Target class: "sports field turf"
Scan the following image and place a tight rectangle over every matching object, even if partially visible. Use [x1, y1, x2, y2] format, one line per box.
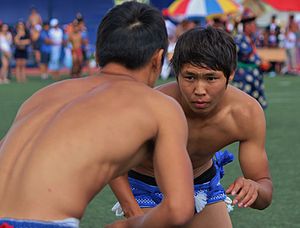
[1, 75, 300, 227]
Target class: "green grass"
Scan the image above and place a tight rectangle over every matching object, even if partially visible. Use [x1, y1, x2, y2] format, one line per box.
[1, 75, 300, 227]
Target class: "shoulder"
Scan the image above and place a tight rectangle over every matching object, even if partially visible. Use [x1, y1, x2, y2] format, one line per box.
[228, 85, 264, 117]
[137, 82, 183, 113]
[227, 85, 266, 136]
[155, 81, 180, 100]
[127, 83, 185, 125]
[16, 79, 75, 120]
[145, 87, 188, 139]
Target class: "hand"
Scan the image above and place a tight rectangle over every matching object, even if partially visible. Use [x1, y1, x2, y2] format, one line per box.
[18, 30, 25, 37]
[226, 176, 259, 208]
[260, 60, 271, 71]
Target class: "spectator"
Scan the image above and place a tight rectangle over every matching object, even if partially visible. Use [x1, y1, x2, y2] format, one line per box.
[48, 18, 63, 80]
[39, 21, 51, 79]
[231, 8, 269, 109]
[30, 24, 42, 66]
[161, 18, 176, 80]
[27, 7, 42, 29]
[14, 21, 30, 83]
[0, 23, 13, 84]
[284, 21, 298, 74]
[264, 15, 281, 47]
[68, 19, 85, 78]
[77, 14, 89, 74]
[264, 15, 282, 75]
[175, 19, 196, 39]
[212, 16, 226, 30]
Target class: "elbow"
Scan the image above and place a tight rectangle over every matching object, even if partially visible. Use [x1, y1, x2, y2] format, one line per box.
[254, 197, 272, 210]
[252, 184, 273, 210]
[167, 198, 194, 226]
[258, 193, 273, 210]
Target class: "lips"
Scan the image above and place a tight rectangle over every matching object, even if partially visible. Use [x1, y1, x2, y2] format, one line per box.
[192, 100, 209, 109]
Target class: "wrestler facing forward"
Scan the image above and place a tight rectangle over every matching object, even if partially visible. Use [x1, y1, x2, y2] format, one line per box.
[0, 2, 194, 228]
[111, 27, 273, 228]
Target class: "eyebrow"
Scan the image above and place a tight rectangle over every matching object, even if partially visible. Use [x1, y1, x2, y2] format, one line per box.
[182, 71, 218, 77]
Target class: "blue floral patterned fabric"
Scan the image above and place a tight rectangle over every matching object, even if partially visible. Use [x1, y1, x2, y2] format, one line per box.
[232, 33, 268, 109]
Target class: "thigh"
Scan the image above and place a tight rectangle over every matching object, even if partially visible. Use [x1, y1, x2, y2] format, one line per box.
[183, 202, 232, 228]
[19, 59, 27, 67]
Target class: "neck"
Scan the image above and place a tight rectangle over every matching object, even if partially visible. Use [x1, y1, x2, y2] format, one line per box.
[99, 63, 152, 86]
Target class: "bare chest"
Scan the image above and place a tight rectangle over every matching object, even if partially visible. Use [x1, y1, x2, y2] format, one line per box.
[186, 119, 236, 164]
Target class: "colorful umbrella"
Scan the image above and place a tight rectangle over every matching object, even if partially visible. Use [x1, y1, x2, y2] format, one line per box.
[165, 0, 242, 17]
[262, 0, 300, 11]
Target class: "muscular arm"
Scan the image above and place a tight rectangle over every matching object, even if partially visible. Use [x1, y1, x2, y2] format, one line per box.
[226, 102, 273, 209]
[109, 175, 143, 217]
[147, 96, 194, 225]
[109, 83, 180, 219]
[108, 96, 194, 227]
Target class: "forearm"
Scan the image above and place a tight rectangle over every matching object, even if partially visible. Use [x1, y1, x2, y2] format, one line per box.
[251, 177, 273, 210]
[109, 201, 188, 228]
[109, 174, 143, 217]
[21, 39, 31, 46]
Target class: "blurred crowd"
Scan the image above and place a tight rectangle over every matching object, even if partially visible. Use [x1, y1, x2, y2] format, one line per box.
[1, 6, 300, 109]
[0, 7, 91, 84]
[162, 12, 300, 80]
[162, 10, 300, 109]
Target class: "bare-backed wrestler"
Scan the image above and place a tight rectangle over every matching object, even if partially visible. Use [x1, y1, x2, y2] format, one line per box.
[0, 2, 194, 228]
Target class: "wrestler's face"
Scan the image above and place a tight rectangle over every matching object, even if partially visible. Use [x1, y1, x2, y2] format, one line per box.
[177, 64, 230, 116]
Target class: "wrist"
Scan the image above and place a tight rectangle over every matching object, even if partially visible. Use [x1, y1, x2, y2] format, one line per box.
[123, 203, 143, 218]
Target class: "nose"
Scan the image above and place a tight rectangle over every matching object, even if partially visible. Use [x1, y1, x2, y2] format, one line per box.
[194, 80, 206, 96]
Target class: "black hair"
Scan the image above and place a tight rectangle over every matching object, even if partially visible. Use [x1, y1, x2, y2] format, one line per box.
[42, 21, 49, 26]
[171, 26, 237, 83]
[96, 1, 168, 69]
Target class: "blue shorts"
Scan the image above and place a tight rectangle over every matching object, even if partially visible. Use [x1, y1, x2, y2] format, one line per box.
[0, 218, 79, 228]
[128, 150, 234, 213]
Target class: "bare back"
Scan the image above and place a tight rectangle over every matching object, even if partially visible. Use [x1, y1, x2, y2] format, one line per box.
[0, 75, 172, 220]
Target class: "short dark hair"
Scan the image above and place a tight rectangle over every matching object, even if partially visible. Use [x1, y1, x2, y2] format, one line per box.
[171, 26, 237, 83]
[96, 1, 168, 69]
[42, 21, 49, 27]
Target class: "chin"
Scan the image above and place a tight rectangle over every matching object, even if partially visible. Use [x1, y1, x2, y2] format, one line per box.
[190, 105, 213, 114]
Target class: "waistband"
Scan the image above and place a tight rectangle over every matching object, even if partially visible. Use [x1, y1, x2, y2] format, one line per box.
[0, 218, 79, 228]
[128, 164, 216, 186]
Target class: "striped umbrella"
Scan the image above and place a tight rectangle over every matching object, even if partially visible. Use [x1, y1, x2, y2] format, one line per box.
[166, 0, 242, 17]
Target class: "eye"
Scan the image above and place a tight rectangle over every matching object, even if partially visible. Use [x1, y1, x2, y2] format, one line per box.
[206, 75, 218, 81]
[207, 76, 216, 81]
[183, 74, 196, 81]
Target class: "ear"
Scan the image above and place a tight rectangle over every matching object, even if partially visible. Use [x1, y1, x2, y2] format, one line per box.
[95, 51, 100, 67]
[228, 71, 235, 82]
[151, 49, 164, 73]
